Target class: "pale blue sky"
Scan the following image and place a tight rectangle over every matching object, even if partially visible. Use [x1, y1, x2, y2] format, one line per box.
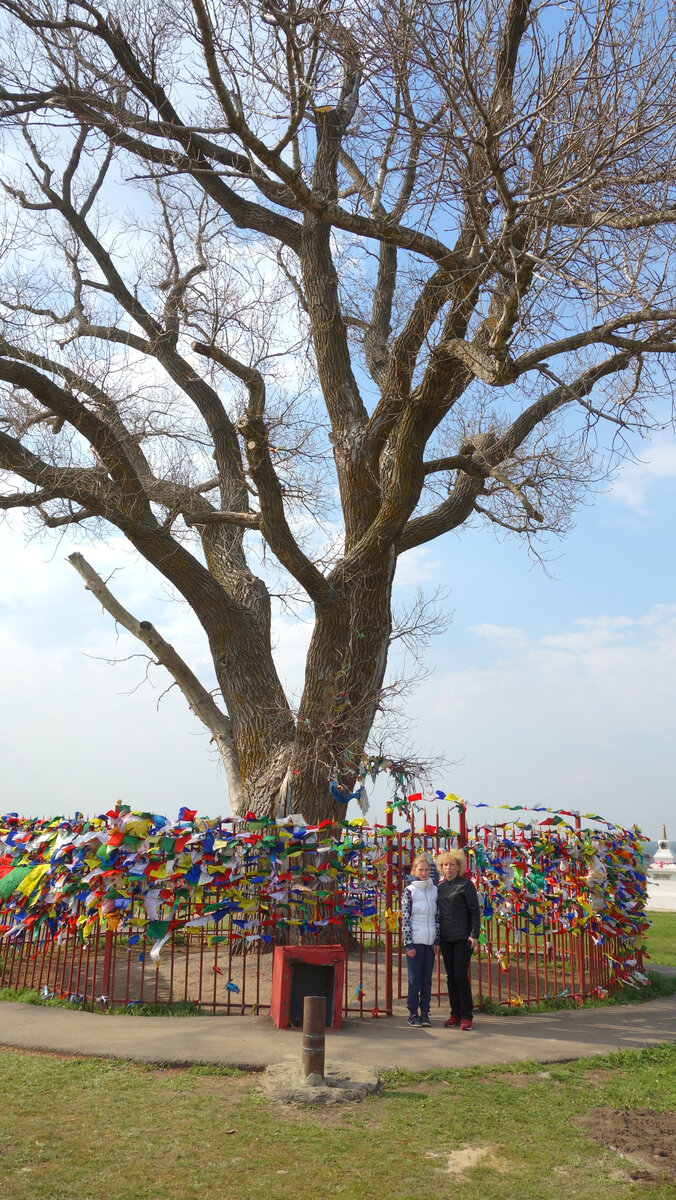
[1, 429, 675, 839]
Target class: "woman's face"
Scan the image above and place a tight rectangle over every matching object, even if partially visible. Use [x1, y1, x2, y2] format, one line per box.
[412, 860, 430, 879]
[441, 858, 460, 880]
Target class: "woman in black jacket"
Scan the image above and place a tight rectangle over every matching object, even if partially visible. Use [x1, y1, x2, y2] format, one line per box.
[436, 849, 481, 1030]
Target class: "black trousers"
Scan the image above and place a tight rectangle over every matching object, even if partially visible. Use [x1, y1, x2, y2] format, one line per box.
[440, 938, 474, 1020]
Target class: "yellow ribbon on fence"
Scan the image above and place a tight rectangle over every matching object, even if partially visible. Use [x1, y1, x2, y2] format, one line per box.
[16, 864, 50, 898]
[384, 908, 399, 932]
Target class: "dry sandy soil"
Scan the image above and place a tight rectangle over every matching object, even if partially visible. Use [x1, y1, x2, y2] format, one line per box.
[572, 1107, 676, 1184]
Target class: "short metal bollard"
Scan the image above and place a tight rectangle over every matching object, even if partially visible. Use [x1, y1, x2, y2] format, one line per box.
[301, 994, 326, 1083]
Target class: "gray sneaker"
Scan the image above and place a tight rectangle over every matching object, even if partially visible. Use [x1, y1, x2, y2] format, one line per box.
[407, 1014, 422, 1027]
[420, 1014, 431, 1027]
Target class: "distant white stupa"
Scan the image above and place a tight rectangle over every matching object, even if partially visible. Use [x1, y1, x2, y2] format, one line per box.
[650, 825, 676, 876]
[646, 825, 676, 910]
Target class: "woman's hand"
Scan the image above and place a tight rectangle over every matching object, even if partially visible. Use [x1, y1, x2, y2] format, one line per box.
[468, 936, 478, 950]
[406, 948, 416, 958]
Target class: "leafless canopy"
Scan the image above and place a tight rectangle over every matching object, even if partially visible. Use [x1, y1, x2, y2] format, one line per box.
[1, 0, 676, 819]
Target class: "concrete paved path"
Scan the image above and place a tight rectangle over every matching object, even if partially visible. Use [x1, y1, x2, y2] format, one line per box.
[1, 993, 675, 1072]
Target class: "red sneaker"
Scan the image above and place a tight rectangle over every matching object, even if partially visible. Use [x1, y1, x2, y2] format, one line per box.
[444, 1015, 461, 1028]
[460, 1019, 473, 1031]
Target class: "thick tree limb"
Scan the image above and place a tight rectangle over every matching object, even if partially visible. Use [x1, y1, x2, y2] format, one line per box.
[423, 449, 485, 478]
[364, 268, 456, 460]
[398, 351, 634, 552]
[237, 409, 334, 604]
[396, 460, 489, 554]
[182, 509, 261, 530]
[513, 308, 676, 374]
[0, 484, 66, 509]
[68, 550, 242, 804]
[0, 427, 110, 513]
[558, 206, 676, 230]
[0, 358, 149, 516]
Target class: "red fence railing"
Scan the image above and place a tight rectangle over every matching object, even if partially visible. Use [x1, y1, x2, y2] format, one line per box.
[1, 806, 648, 1016]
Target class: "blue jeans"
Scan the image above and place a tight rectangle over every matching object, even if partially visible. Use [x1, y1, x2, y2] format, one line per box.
[406, 943, 435, 1017]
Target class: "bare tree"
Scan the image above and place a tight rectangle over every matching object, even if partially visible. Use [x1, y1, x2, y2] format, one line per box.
[1, 0, 676, 821]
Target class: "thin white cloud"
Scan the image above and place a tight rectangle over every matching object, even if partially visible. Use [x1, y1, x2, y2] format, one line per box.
[394, 544, 444, 588]
[610, 436, 676, 513]
[468, 623, 527, 644]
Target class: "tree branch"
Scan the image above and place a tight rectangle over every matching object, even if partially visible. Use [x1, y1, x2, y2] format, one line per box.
[0, 485, 66, 509]
[41, 505, 95, 527]
[396, 468, 486, 553]
[67, 550, 242, 802]
[0, 357, 150, 516]
[513, 307, 676, 374]
[557, 206, 676, 231]
[398, 350, 634, 552]
[5, 151, 251, 509]
[0, 427, 109, 514]
[183, 509, 261, 530]
[487, 466, 544, 523]
[486, 351, 633, 465]
[423, 448, 485, 478]
[192, 340, 332, 603]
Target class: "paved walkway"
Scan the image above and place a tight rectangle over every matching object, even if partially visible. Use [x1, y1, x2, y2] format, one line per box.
[1, 990, 675, 1072]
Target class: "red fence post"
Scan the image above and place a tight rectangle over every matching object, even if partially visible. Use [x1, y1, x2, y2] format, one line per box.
[101, 798, 122, 1002]
[385, 807, 394, 1016]
[102, 929, 114, 999]
[574, 813, 586, 997]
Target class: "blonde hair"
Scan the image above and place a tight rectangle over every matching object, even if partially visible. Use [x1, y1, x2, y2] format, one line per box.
[436, 848, 466, 874]
[411, 854, 431, 872]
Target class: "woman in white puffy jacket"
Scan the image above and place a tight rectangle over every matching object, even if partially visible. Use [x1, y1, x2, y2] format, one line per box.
[401, 855, 439, 1027]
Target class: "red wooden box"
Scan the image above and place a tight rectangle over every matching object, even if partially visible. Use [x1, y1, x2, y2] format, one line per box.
[270, 944, 346, 1030]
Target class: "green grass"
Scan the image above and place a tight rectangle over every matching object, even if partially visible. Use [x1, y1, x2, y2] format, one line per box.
[478, 969, 676, 1016]
[0, 985, 82, 1008]
[106, 999, 203, 1017]
[0, 1044, 674, 1200]
[644, 910, 676, 966]
[0, 987, 203, 1017]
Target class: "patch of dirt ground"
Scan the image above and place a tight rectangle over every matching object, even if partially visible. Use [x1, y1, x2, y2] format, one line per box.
[426, 1145, 506, 1177]
[572, 1107, 676, 1183]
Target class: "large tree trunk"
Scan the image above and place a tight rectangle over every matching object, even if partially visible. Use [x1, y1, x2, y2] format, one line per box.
[207, 623, 296, 817]
[288, 549, 396, 823]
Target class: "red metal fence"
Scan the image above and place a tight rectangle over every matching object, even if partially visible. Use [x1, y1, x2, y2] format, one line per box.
[0, 808, 646, 1017]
